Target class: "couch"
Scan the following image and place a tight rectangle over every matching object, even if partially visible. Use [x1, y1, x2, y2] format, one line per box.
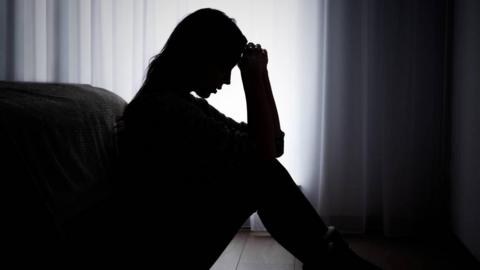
[0, 81, 126, 257]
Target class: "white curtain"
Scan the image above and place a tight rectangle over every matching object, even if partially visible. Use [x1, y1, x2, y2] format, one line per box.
[0, 0, 450, 236]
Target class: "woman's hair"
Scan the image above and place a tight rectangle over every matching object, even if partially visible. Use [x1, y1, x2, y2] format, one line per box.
[137, 8, 247, 97]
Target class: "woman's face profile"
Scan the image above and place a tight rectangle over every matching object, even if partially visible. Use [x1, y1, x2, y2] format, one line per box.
[194, 60, 236, 99]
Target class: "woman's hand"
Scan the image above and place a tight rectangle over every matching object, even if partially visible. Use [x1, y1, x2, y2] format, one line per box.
[239, 43, 269, 96]
[238, 42, 268, 75]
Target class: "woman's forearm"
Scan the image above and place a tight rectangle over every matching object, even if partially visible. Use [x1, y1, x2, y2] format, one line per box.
[263, 69, 281, 136]
[241, 69, 277, 160]
[262, 69, 284, 157]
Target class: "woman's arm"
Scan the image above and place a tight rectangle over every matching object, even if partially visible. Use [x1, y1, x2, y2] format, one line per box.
[262, 59, 284, 156]
[239, 43, 283, 160]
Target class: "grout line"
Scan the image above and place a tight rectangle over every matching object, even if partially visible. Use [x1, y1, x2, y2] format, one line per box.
[234, 231, 250, 270]
[294, 258, 303, 270]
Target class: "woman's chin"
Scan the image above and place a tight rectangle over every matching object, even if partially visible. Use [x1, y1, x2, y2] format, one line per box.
[196, 89, 216, 98]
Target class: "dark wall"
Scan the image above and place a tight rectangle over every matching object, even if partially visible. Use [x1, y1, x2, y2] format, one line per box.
[450, 0, 480, 261]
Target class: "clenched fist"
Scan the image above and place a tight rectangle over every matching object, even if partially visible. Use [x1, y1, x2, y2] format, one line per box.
[239, 42, 268, 75]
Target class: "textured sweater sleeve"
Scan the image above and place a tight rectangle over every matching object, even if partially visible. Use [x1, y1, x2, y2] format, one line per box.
[153, 93, 257, 170]
[195, 97, 285, 158]
[125, 92, 285, 173]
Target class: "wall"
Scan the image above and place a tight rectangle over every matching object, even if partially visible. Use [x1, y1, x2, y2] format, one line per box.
[450, 0, 480, 261]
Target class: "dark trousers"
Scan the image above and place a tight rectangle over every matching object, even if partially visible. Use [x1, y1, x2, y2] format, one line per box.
[148, 159, 328, 268]
[85, 159, 328, 268]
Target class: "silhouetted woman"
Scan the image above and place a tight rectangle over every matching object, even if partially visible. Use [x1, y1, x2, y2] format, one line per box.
[117, 8, 380, 269]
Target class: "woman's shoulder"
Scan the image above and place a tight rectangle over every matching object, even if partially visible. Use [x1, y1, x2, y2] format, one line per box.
[126, 90, 206, 119]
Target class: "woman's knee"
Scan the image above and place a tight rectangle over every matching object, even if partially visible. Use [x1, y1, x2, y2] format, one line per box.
[242, 159, 294, 195]
[258, 159, 292, 181]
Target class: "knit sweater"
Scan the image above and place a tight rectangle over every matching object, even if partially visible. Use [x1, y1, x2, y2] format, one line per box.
[120, 90, 284, 185]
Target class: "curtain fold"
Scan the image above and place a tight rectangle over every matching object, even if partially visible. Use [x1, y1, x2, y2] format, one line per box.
[0, 0, 158, 99]
[310, 0, 450, 236]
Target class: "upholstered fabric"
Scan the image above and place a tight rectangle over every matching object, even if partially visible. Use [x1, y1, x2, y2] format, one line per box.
[0, 81, 126, 223]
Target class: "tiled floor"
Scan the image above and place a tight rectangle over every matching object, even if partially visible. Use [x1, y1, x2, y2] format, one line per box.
[211, 231, 301, 270]
[211, 231, 479, 270]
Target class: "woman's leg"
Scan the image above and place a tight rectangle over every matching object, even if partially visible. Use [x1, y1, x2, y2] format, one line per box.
[175, 158, 329, 267]
[250, 159, 330, 264]
[161, 159, 321, 268]
[251, 159, 381, 269]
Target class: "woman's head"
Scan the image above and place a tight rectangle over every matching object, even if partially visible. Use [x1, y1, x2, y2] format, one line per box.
[141, 8, 247, 98]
